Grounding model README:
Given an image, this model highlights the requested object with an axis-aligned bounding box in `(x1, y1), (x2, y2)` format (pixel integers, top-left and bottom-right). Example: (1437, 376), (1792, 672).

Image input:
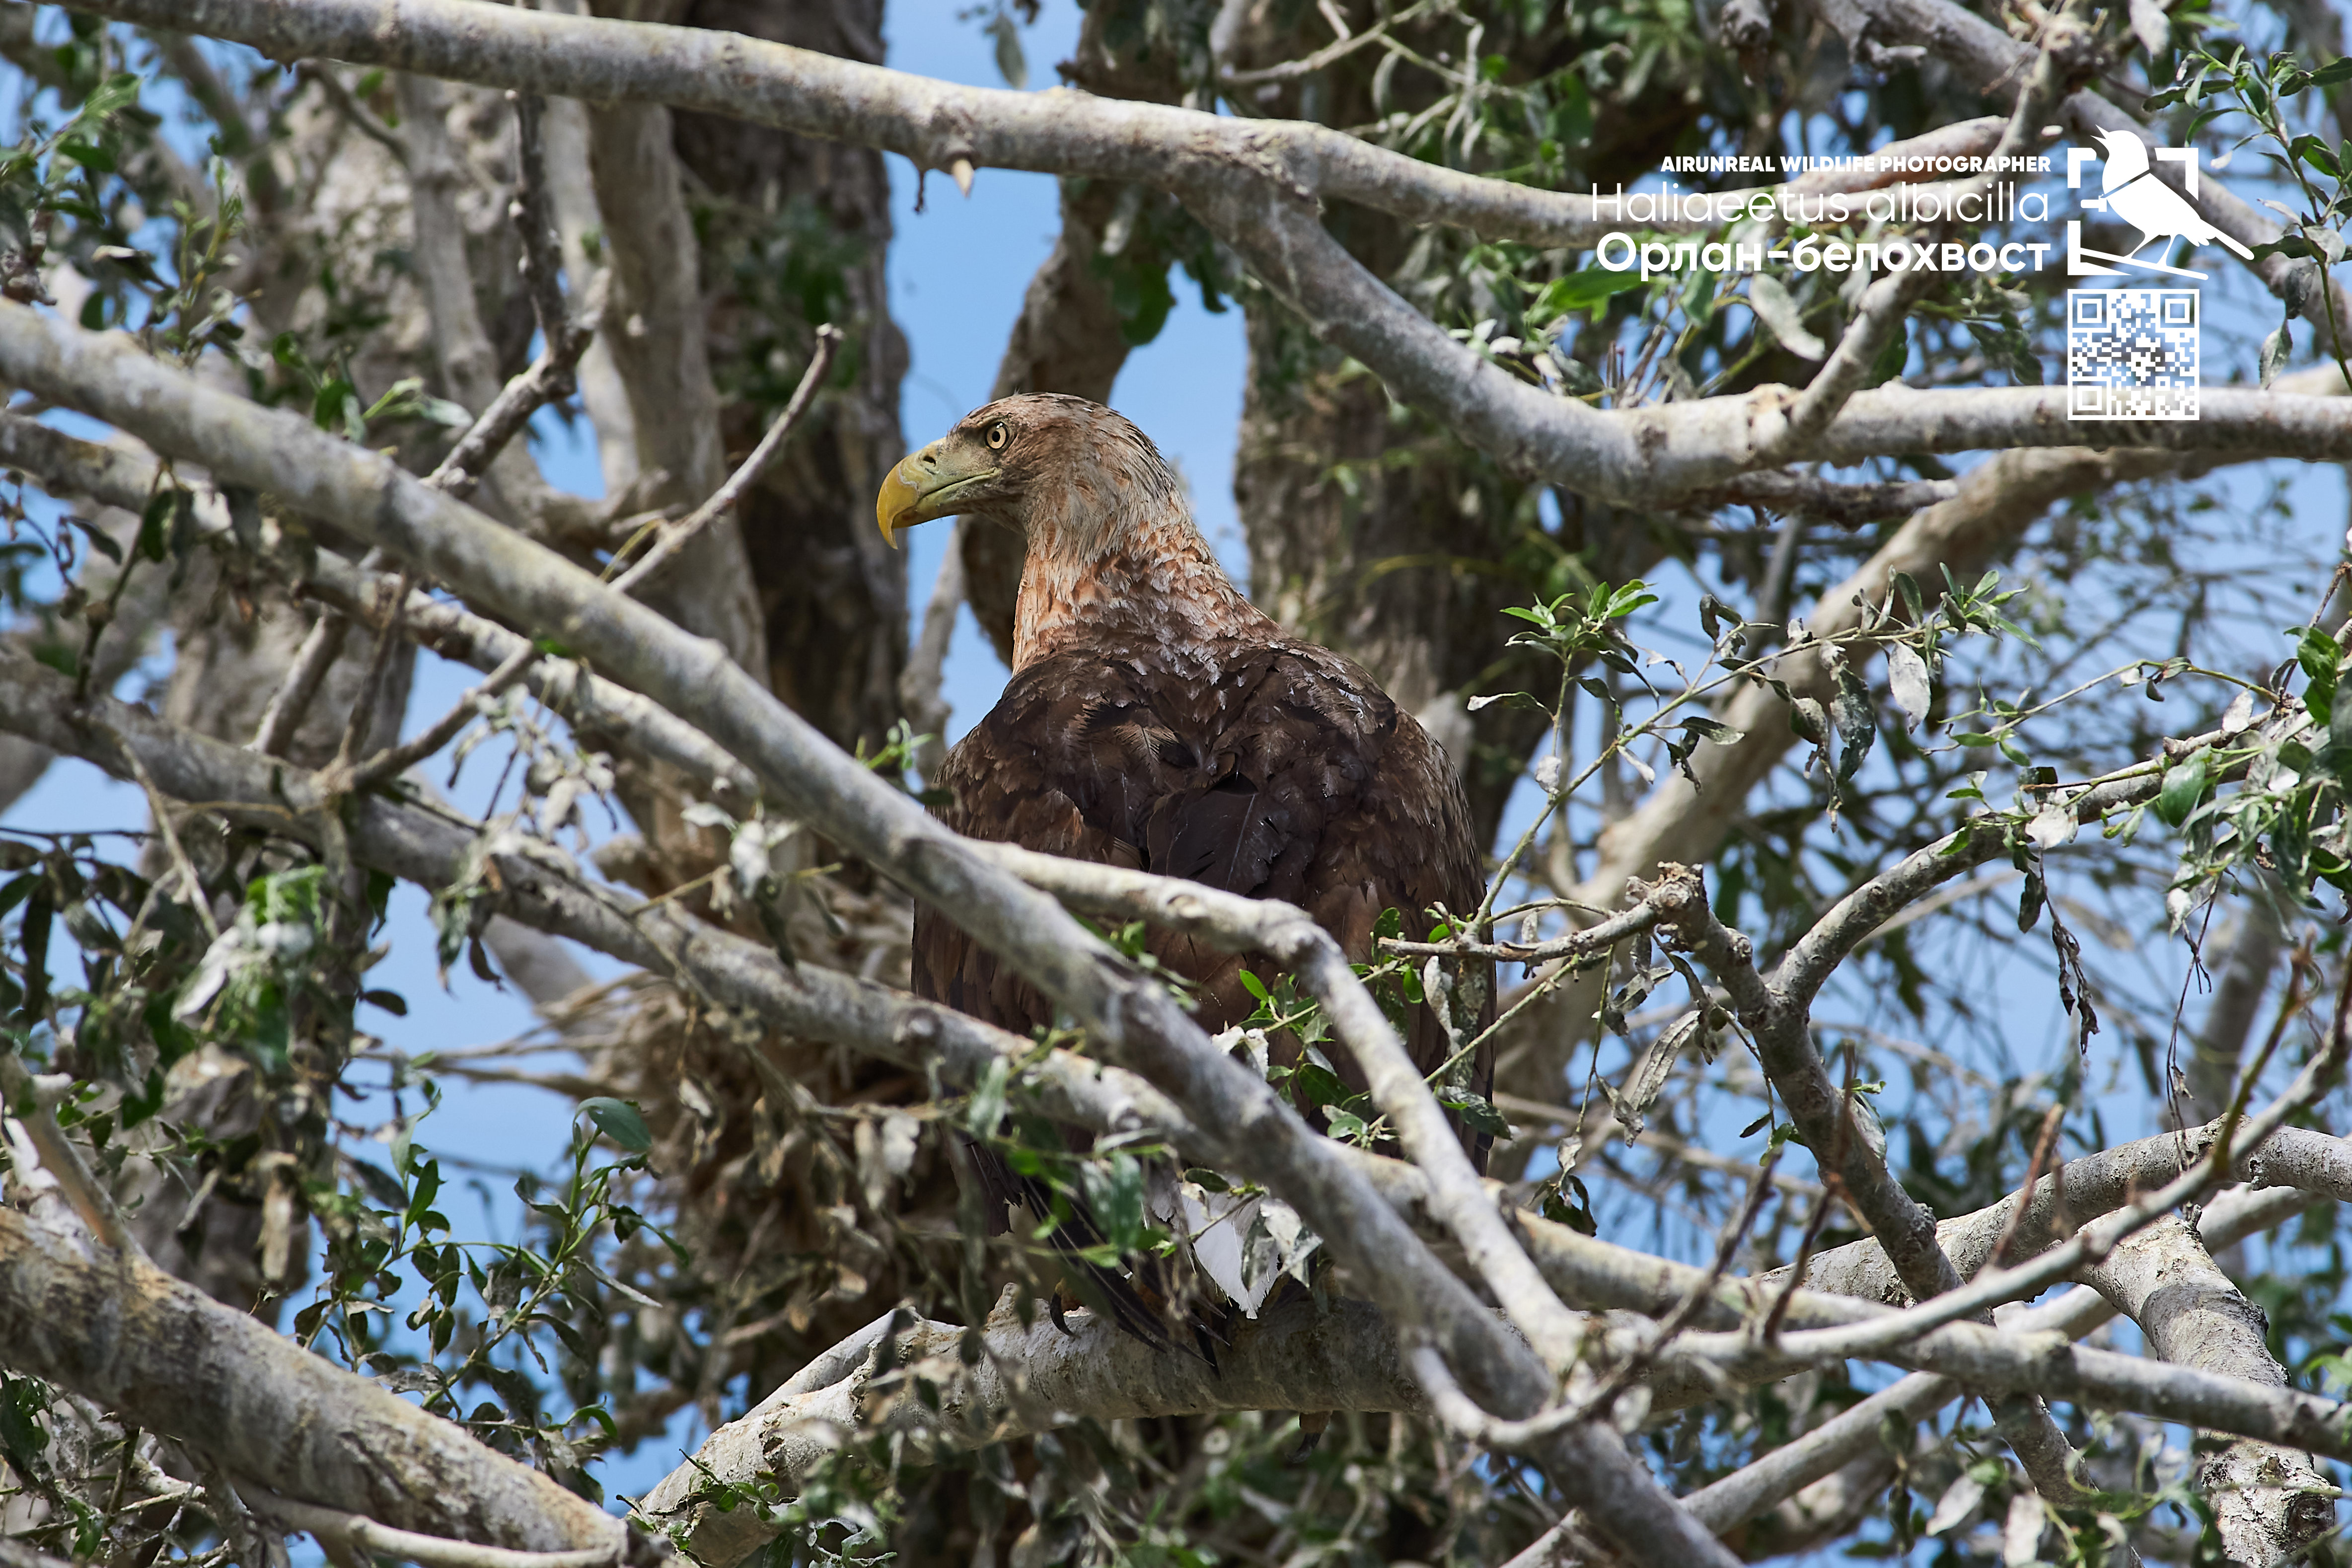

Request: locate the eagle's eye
(985, 422), (1010, 451)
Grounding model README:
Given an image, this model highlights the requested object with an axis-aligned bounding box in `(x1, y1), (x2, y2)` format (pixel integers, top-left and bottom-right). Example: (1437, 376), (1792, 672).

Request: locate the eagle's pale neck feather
(1012, 484), (1271, 672)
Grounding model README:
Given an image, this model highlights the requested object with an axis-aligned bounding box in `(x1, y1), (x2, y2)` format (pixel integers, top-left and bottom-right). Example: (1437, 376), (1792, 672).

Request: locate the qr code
(2067, 289), (2199, 420)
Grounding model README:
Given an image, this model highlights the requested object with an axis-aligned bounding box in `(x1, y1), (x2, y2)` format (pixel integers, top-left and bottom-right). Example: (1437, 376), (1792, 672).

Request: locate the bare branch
(332, 570), (414, 769)
(424, 319), (599, 502)
(1771, 1120), (2352, 1311)
(1755, 19), (2089, 464)
(580, 94), (764, 672)
(1511, 1188), (2312, 1568)
(2083, 1216), (2337, 1565)
(248, 607), (356, 758)
(297, 61), (408, 162)
(606, 324), (841, 598)
(78, 0), (1990, 251)
(1681, 471), (1960, 528)
(1385, 895), (1663, 965)
(0, 637), (2343, 1493)
(98, 0), (2352, 503)
(1670, 1020), (2347, 1370)
(396, 75), (521, 452)
(107, 720), (223, 941)
(0, 1054), (149, 1259)
(637, 1296), (1428, 1566)
(2189, 897), (2288, 1121)
(0, 301), (1745, 1568)
(508, 90), (574, 354)
(332, 641), (537, 795)
(240, 1486), (620, 1568)
(0, 1206), (626, 1556)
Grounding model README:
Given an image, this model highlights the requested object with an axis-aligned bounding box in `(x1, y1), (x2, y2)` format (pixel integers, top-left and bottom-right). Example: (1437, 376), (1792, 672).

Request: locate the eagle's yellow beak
(876, 438), (1000, 547)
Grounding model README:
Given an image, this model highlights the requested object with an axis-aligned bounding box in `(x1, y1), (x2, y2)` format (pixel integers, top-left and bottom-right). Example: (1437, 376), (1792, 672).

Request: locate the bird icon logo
(2067, 131), (2250, 279)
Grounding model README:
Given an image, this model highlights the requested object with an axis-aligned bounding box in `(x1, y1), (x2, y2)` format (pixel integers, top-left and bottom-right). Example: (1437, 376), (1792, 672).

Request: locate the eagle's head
(876, 393), (1180, 550)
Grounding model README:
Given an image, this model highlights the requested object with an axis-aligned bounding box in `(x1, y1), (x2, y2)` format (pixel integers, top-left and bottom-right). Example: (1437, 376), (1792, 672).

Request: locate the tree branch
(579, 90), (765, 673)
(240, 1486), (621, 1568)
(2082, 1215), (2337, 1565)
(1497, 360), (2348, 1102)
(1509, 1185), (2312, 1568)
(0, 302), (1729, 1568)
(0, 1206), (626, 1557)
(1679, 471), (1960, 528)
(635, 1295), (1427, 1565)
(0, 1053), (150, 1259)
(0, 631), (2346, 1498)
(1666, 1018), (2347, 1371)
(605, 323), (840, 598)
(1754, 18), (2089, 464)
(395, 71), (558, 525)
(99, 0), (2352, 504)
(1838, 0), (2344, 334)
(0, 333), (2347, 1562)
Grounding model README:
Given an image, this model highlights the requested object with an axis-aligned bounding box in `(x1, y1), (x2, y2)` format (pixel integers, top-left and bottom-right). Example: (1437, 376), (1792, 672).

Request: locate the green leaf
(2155, 752), (2209, 827)
(1532, 267), (1648, 319)
(66, 515), (121, 565)
(1293, 1061), (1350, 1109)
(2301, 627), (2342, 723)
(1892, 571), (1924, 626)
(1831, 655), (1877, 787)
(0, 1375), (49, 1480)
(1866, 321), (1910, 387)
(2261, 320), (2292, 388)
(1436, 1086), (1512, 1137)
(1078, 1151), (1151, 1252)
(985, 8), (1028, 88)
(58, 137), (114, 174)
(1680, 715), (1744, 745)
(138, 489), (183, 563)
(965, 1056), (1010, 1135)
(579, 1096), (653, 1154)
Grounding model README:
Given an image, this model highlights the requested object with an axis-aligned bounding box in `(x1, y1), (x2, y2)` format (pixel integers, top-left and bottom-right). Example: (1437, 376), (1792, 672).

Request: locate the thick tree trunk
(665, 0), (912, 754)
(959, 11), (1188, 664)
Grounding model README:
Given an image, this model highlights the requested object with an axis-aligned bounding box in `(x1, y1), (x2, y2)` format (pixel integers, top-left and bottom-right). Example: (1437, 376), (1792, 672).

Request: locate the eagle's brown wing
(911, 633), (1494, 1344)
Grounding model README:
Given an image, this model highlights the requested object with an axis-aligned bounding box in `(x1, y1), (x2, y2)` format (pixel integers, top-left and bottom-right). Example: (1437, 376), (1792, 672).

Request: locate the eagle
(876, 394), (1495, 1349)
